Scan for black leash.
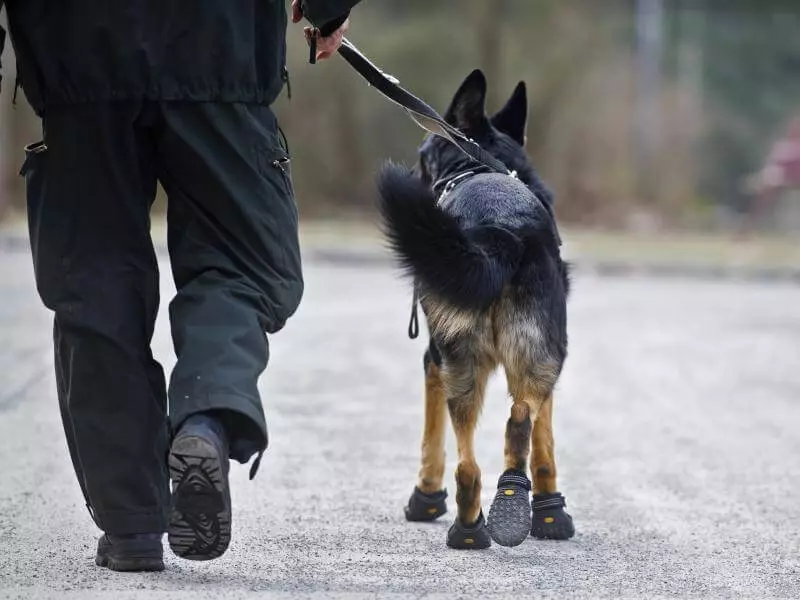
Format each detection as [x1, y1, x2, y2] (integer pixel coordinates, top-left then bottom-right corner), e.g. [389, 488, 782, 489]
[336, 38, 512, 177]
[330, 37, 562, 340]
[335, 36, 562, 245]
[335, 37, 512, 341]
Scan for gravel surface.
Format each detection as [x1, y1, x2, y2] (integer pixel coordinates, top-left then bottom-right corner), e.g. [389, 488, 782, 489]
[1, 247, 799, 599]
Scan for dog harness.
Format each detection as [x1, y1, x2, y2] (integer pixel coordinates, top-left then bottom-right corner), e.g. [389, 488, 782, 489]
[432, 168, 521, 206]
[331, 37, 560, 340]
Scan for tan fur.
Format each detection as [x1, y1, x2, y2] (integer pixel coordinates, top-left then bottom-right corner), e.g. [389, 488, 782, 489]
[423, 294, 488, 343]
[413, 285, 564, 524]
[531, 394, 558, 494]
[445, 359, 492, 526]
[416, 363, 448, 494]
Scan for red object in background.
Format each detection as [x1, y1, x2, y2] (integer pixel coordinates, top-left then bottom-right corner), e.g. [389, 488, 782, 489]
[755, 116, 800, 192]
[740, 114, 800, 235]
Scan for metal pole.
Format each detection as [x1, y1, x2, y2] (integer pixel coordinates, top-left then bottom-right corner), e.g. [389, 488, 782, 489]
[677, 0, 704, 115]
[635, 0, 664, 205]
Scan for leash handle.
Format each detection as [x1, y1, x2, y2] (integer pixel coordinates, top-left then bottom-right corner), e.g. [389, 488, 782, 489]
[309, 32, 318, 64]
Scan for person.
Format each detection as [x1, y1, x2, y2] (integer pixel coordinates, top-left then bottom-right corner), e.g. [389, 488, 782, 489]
[1, 0, 361, 572]
[742, 113, 800, 236]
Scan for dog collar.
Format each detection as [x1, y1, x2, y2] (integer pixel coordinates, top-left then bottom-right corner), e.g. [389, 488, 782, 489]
[433, 171, 478, 205]
[434, 169, 518, 205]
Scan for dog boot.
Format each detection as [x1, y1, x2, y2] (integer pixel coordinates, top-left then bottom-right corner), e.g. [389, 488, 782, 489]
[531, 492, 575, 540]
[95, 533, 164, 572]
[404, 487, 448, 522]
[446, 511, 491, 549]
[168, 414, 232, 560]
[486, 469, 532, 547]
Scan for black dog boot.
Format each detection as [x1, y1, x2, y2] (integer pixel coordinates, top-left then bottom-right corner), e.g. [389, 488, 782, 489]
[531, 492, 575, 540]
[95, 534, 164, 572]
[486, 469, 533, 547]
[168, 414, 232, 560]
[404, 487, 448, 522]
[446, 511, 491, 549]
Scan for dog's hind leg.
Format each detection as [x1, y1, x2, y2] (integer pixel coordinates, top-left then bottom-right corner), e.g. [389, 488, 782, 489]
[404, 341, 449, 522]
[443, 353, 493, 549]
[531, 394, 557, 494]
[486, 366, 554, 546]
[530, 392, 575, 540]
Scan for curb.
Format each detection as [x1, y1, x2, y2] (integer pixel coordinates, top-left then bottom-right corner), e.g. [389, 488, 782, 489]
[3, 232, 799, 284]
[305, 248, 800, 284]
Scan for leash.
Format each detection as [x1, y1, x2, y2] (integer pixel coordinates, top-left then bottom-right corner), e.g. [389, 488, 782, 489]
[334, 37, 512, 341]
[330, 36, 562, 340]
[336, 37, 513, 177]
[333, 36, 561, 239]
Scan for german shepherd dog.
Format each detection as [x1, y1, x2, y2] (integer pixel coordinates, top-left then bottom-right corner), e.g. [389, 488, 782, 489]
[377, 70, 574, 549]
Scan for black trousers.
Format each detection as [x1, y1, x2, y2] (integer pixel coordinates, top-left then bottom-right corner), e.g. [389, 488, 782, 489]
[20, 101, 304, 534]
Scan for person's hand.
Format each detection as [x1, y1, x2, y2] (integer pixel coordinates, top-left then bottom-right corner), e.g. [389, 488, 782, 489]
[304, 19, 349, 61]
[291, 0, 304, 24]
[291, 0, 349, 62]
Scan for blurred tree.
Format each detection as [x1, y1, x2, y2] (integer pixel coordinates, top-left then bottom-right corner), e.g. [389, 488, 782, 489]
[3, 0, 800, 231]
[471, 0, 504, 104]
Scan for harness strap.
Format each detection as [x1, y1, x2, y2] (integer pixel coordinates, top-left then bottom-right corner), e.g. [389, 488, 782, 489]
[433, 170, 480, 204]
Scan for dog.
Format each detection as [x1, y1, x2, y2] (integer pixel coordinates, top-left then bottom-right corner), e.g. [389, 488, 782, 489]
[376, 69, 574, 549]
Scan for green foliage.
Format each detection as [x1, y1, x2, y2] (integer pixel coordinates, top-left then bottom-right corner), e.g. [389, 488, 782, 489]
[3, 0, 799, 230]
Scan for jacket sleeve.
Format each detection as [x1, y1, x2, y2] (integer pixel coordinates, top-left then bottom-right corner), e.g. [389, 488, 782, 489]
[0, 2, 5, 91]
[301, 0, 362, 33]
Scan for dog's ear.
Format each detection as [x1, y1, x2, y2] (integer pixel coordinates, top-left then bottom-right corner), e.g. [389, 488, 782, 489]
[445, 69, 488, 130]
[491, 81, 528, 146]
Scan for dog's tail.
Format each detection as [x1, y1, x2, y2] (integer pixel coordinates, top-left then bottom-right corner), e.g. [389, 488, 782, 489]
[377, 163, 526, 310]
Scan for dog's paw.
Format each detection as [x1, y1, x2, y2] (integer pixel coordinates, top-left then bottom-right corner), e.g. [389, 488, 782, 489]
[531, 492, 575, 540]
[486, 470, 532, 547]
[404, 486, 448, 522]
[446, 512, 491, 549]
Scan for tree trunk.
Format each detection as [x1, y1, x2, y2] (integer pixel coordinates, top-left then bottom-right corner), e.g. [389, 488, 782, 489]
[472, 0, 504, 106]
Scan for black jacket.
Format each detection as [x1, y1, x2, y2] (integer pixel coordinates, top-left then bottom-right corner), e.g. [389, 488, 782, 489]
[1, 0, 360, 115]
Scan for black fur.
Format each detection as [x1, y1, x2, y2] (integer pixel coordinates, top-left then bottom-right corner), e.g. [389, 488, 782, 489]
[389, 71, 574, 548]
[377, 164, 527, 310]
[376, 69, 565, 312]
[491, 82, 528, 147]
[423, 339, 443, 372]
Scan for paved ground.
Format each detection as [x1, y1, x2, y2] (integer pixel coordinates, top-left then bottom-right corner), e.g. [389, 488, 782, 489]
[1, 244, 799, 599]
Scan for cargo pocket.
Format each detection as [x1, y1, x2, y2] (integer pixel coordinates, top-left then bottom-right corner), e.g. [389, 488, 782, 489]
[251, 132, 303, 332]
[270, 125, 295, 197]
[19, 140, 64, 309]
[19, 140, 48, 193]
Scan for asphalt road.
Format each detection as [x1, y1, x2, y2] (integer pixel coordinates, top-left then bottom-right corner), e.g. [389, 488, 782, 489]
[1, 246, 799, 599]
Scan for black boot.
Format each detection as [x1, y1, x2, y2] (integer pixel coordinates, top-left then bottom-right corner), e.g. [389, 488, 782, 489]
[95, 534, 164, 572]
[168, 414, 232, 560]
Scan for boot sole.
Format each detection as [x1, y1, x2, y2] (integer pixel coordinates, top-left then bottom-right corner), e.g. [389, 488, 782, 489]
[96, 553, 165, 572]
[168, 435, 231, 561]
[487, 487, 532, 547]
